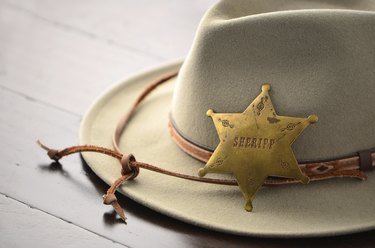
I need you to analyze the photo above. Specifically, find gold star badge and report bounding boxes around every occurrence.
[198,84,318,211]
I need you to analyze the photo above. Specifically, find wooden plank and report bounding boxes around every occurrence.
[0,2,160,115]
[0,0,215,59]
[1,0,375,247]
[1,72,375,248]
[0,194,126,248]
[0,88,249,247]
[0,87,182,247]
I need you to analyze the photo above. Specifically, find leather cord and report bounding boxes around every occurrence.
[38,70,372,221]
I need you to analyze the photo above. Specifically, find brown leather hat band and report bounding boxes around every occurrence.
[168,119,212,163]
[169,116,373,182]
[358,150,374,171]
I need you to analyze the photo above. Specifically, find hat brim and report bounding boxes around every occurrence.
[80,60,375,237]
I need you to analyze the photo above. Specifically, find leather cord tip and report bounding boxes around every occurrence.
[103,193,127,222]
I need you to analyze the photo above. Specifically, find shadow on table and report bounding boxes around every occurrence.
[66,156,375,248]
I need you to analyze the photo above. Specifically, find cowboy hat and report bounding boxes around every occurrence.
[78,0,375,237]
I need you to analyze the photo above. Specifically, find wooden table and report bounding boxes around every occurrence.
[1,1,374,247]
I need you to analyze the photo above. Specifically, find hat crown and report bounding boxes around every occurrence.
[171,0,375,161]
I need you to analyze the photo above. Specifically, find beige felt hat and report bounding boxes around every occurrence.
[79,0,375,237]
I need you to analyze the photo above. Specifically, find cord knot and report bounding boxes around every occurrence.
[103,193,117,205]
[103,193,126,222]
[120,154,139,180]
[37,140,62,161]
[47,149,62,161]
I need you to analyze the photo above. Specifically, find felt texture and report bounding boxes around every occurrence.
[80,1,375,236]
[80,61,375,237]
[172,0,375,161]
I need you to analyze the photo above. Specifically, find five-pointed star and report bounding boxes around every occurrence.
[198,84,318,211]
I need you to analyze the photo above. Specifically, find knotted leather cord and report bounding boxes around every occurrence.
[38,70,370,221]
[38,71,239,221]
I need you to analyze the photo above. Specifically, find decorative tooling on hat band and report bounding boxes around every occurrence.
[38,71,373,221]
[169,118,375,183]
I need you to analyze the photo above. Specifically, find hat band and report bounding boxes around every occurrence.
[38,70,373,221]
[169,116,374,183]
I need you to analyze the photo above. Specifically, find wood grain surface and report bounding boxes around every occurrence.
[0,1,374,247]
